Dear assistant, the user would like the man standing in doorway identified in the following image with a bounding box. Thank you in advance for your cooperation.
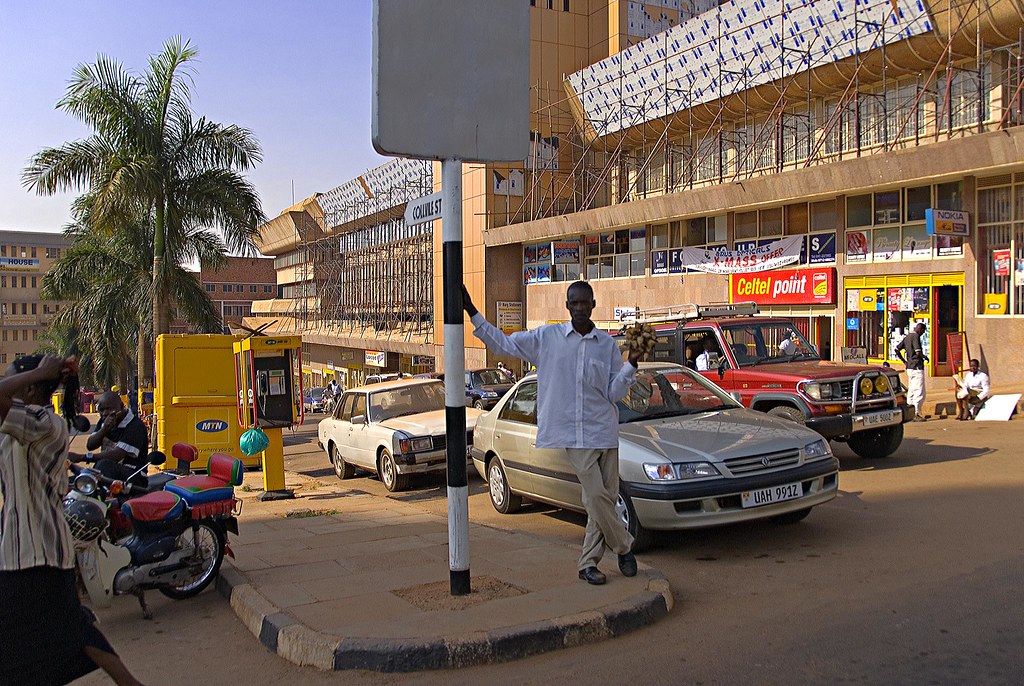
[896,322,929,421]
[463,281,642,585]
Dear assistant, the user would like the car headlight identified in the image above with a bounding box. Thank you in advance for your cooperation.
[398,436,434,453]
[643,461,720,481]
[859,377,875,395]
[802,382,832,400]
[481,391,498,398]
[873,375,889,393]
[801,439,832,460]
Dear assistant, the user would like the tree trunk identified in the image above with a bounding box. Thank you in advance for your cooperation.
[152,198,166,387]
[137,330,153,388]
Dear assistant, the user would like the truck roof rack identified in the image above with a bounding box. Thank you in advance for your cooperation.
[622,301,759,324]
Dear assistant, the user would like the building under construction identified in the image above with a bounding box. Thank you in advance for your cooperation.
[253,0,1024,388]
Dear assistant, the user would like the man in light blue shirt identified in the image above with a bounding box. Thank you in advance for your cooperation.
[463,281,642,585]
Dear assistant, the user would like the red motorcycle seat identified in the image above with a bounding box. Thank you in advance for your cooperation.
[122,491,184,522]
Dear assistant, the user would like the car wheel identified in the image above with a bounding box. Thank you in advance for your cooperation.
[848,423,904,459]
[615,487,653,553]
[473,399,486,410]
[771,507,812,524]
[487,456,521,514]
[377,449,410,492]
[767,405,806,424]
[332,444,355,480]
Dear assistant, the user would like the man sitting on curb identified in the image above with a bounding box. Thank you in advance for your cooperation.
[955,359,991,420]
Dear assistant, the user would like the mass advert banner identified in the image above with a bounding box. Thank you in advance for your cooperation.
[680,235,803,274]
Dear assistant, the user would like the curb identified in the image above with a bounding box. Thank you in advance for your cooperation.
[217,564,673,672]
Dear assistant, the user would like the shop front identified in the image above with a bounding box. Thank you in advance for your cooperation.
[843,272,964,376]
[729,266,838,360]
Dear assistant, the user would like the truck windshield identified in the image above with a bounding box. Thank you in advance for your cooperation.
[721,322,820,366]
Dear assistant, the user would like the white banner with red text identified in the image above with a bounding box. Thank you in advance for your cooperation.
[680,235,804,274]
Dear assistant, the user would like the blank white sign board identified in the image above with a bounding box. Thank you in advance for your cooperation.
[372,0,530,162]
[974,394,1021,421]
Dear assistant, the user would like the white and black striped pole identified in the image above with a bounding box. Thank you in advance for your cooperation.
[441,158,470,596]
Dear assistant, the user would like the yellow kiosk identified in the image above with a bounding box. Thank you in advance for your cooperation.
[233,334,304,501]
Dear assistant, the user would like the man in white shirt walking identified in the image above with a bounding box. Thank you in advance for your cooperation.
[463,281,642,585]
[956,358,991,420]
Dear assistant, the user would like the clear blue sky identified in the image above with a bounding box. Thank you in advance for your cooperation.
[0,0,387,233]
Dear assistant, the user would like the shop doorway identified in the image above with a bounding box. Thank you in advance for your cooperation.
[933,285,961,376]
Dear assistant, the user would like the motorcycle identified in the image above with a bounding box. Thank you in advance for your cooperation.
[64,442,243,619]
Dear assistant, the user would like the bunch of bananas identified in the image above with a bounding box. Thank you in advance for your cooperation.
[621,322,657,356]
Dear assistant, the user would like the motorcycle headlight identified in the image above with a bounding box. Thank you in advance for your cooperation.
[801,439,832,461]
[74,473,98,496]
[643,461,720,481]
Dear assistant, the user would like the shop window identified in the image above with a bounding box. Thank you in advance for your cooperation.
[685,218,706,245]
[708,215,727,242]
[936,181,963,210]
[874,191,900,224]
[846,194,872,227]
[735,211,757,240]
[811,200,837,232]
[0,276,5,287]
[583,229,645,280]
[526,239,581,284]
[784,203,808,235]
[905,186,930,222]
[0,245,5,256]
[979,187,1011,224]
[760,207,783,237]
[31,247,37,258]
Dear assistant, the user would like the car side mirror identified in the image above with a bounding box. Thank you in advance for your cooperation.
[351,414,366,425]
[718,360,727,380]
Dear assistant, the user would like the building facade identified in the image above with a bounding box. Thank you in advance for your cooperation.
[0,230,68,366]
[254,0,1024,391]
[199,256,277,331]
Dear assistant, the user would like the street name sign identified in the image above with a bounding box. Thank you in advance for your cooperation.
[404,191,443,226]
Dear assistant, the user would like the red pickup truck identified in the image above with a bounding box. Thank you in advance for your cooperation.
[617,304,913,459]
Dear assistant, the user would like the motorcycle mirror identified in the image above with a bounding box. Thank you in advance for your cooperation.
[148,450,166,466]
[72,415,91,433]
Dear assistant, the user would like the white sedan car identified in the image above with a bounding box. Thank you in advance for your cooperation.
[471,363,839,550]
[318,378,483,492]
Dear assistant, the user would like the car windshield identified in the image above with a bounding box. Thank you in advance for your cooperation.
[721,322,820,366]
[618,366,741,423]
[473,369,513,386]
[307,387,325,398]
[368,382,445,421]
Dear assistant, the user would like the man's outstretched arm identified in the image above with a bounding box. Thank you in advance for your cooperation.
[463,285,540,364]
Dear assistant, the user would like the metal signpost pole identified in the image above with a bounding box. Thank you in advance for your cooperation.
[441,159,470,595]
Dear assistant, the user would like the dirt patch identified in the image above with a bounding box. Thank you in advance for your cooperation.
[392,576,527,612]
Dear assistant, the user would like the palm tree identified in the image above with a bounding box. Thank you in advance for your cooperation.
[23,37,265,377]
[41,202,228,386]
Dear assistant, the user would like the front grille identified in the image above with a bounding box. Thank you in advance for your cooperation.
[432,431,474,451]
[723,448,800,476]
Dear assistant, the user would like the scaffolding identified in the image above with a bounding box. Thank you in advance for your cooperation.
[501,0,1023,230]
[297,159,435,342]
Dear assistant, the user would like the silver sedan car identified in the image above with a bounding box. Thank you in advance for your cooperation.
[470,363,839,550]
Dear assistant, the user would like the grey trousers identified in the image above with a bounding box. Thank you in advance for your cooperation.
[566,448,634,570]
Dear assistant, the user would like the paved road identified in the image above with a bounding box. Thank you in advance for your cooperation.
[80,416,1023,685]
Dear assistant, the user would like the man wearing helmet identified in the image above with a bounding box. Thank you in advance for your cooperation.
[0,355,143,684]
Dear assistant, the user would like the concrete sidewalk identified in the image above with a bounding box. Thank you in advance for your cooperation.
[217,470,672,672]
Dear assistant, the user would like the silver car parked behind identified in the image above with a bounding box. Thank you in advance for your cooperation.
[470,363,839,550]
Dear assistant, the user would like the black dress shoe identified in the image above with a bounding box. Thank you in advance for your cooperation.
[578,566,606,585]
[618,552,638,577]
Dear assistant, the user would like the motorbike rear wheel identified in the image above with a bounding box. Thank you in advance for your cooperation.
[159,520,225,599]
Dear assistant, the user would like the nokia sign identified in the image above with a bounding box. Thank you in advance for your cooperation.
[196,420,229,433]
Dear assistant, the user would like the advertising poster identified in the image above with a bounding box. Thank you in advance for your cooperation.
[536,243,551,262]
[935,234,964,256]
[846,231,869,262]
[873,227,900,262]
[1016,258,1024,287]
[652,250,668,275]
[523,244,537,264]
[729,267,836,305]
[902,225,931,259]
[808,232,837,264]
[536,264,551,282]
[668,248,685,274]
[859,289,877,311]
[993,248,1011,277]
[847,289,860,310]
[553,239,580,264]
[496,301,523,334]
[679,235,802,274]
[913,287,930,312]
[523,266,537,284]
